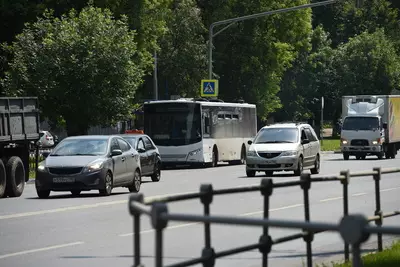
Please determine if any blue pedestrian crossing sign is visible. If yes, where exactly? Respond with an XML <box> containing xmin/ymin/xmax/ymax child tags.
<box><xmin>201</xmin><ymin>79</ymin><xmax>219</xmax><ymax>97</ymax></box>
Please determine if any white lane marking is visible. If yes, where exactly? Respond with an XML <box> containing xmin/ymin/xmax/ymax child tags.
<box><xmin>380</xmin><ymin>186</ymin><xmax>400</xmax><ymax>192</ymax></box>
<box><xmin>352</xmin><ymin>192</ymin><xmax>367</xmax><ymax>197</ymax></box>
<box><xmin>118</xmin><ymin>203</ymin><xmax>304</xmax><ymax>237</ymax></box>
<box><xmin>0</xmin><ymin>241</ymin><xmax>84</xmax><ymax>260</ymax></box>
<box><xmin>320</xmin><ymin>196</ymin><xmax>343</xmax><ymax>202</ymax></box>
<box><xmin>0</xmin><ymin>192</ymin><xmax>198</xmax><ymax>220</ymax></box>
<box><xmin>319</xmin><ymin>186</ymin><xmax>400</xmax><ymax>203</ymax></box>
<box><xmin>240</xmin><ymin>204</ymin><xmax>304</xmax><ymax>217</ymax></box>
<box><xmin>119</xmin><ymin>222</ymin><xmax>199</xmax><ymax>237</ymax></box>
<box><xmin>2</xmin><ymin>185</ymin><xmax>400</xmax><ymax>221</ymax></box>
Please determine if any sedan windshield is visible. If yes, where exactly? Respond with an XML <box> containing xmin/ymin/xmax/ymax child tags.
<box><xmin>254</xmin><ymin>128</ymin><xmax>299</xmax><ymax>144</ymax></box>
<box><xmin>51</xmin><ymin>139</ymin><xmax>108</xmax><ymax>156</ymax></box>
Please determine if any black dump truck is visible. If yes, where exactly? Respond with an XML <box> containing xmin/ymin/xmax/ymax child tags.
<box><xmin>0</xmin><ymin>97</ymin><xmax>40</xmax><ymax>198</ymax></box>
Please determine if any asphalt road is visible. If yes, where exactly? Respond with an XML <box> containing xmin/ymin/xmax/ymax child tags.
<box><xmin>1</xmin><ymin>153</ymin><xmax>400</xmax><ymax>267</ymax></box>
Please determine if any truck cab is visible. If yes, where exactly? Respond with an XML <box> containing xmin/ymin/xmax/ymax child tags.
<box><xmin>340</xmin><ymin>114</ymin><xmax>384</xmax><ymax>160</ymax></box>
<box><xmin>340</xmin><ymin>96</ymin><xmax>388</xmax><ymax>160</ymax></box>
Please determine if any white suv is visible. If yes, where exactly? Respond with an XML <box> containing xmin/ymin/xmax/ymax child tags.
<box><xmin>246</xmin><ymin>122</ymin><xmax>321</xmax><ymax>177</ymax></box>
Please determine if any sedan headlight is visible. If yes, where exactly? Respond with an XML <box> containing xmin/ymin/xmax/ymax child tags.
<box><xmin>85</xmin><ymin>161</ymin><xmax>103</xmax><ymax>172</ymax></box>
<box><xmin>281</xmin><ymin>151</ymin><xmax>297</xmax><ymax>156</ymax></box>
<box><xmin>247</xmin><ymin>150</ymin><xmax>257</xmax><ymax>157</ymax></box>
<box><xmin>37</xmin><ymin>163</ymin><xmax>46</xmax><ymax>171</ymax></box>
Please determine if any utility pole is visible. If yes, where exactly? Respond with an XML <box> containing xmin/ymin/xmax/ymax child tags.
<box><xmin>153</xmin><ymin>49</ymin><xmax>158</xmax><ymax>100</ymax></box>
<box><xmin>207</xmin><ymin>0</ymin><xmax>339</xmax><ymax>79</ymax></box>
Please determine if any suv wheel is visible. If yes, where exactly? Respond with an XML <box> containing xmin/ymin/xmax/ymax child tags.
<box><xmin>294</xmin><ymin>157</ymin><xmax>303</xmax><ymax>176</ymax></box>
<box><xmin>310</xmin><ymin>154</ymin><xmax>320</xmax><ymax>174</ymax></box>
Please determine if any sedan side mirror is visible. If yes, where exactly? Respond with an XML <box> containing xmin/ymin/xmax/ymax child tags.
<box><xmin>111</xmin><ymin>149</ymin><xmax>123</xmax><ymax>156</ymax></box>
<box><xmin>137</xmin><ymin>148</ymin><xmax>146</xmax><ymax>153</ymax></box>
<box><xmin>247</xmin><ymin>140</ymin><xmax>253</xmax><ymax>145</ymax></box>
<box><xmin>42</xmin><ymin>151</ymin><xmax>50</xmax><ymax>158</ymax></box>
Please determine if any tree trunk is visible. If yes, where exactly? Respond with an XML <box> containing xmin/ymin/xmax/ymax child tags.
<box><xmin>66</xmin><ymin>120</ymin><xmax>89</xmax><ymax>136</ymax></box>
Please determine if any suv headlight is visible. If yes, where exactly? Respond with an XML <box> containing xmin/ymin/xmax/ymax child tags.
<box><xmin>281</xmin><ymin>151</ymin><xmax>297</xmax><ymax>156</ymax></box>
<box><xmin>84</xmin><ymin>161</ymin><xmax>103</xmax><ymax>172</ymax></box>
<box><xmin>247</xmin><ymin>150</ymin><xmax>257</xmax><ymax>157</ymax></box>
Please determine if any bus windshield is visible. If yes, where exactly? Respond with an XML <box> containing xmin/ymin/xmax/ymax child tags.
<box><xmin>342</xmin><ymin>116</ymin><xmax>380</xmax><ymax>131</ymax></box>
<box><xmin>144</xmin><ymin>102</ymin><xmax>202</xmax><ymax>146</ymax></box>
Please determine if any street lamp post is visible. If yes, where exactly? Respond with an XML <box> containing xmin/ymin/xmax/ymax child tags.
<box><xmin>207</xmin><ymin>0</ymin><xmax>339</xmax><ymax>79</ymax></box>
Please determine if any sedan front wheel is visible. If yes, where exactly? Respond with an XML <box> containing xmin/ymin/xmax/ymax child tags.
<box><xmin>129</xmin><ymin>169</ymin><xmax>141</xmax><ymax>193</ymax></box>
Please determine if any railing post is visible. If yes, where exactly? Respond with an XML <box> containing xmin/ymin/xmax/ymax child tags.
<box><xmin>259</xmin><ymin>178</ymin><xmax>273</xmax><ymax>267</ymax></box>
<box><xmin>301</xmin><ymin>173</ymin><xmax>314</xmax><ymax>267</ymax></box>
<box><xmin>199</xmin><ymin>184</ymin><xmax>216</xmax><ymax>267</ymax></box>
<box><xmin>129</xmin><ymin>193</ymin><xmax>145</xmax><ymax>267</ymax></box>
<box><xmin>340</xmin><ymin>170</ymin><xmax>350</xmax><ymax>262</ymax></box>
<box><xmin>151</xmin><ymin>202</ymin><xmax>169</xmax><ymax>267</ymax></box>
<box><xmin>338</xmin><ymin>214</ymin><xmax>370</xmax><ymax>267</ymax></box>
<box><xmin>373</xmin><ymin>167</ymin><xmax>383</xmax><ymax>252</ymax></box>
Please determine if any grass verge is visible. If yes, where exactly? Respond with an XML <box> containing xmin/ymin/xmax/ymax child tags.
<box><xmin>320</xmin><ymin>139</ymin><xmax>340</xmax><ymax>151</ymax></box>
<box><xmin>320</xmin><ymin>241</ymin><xmax>400</xmax><ymax>267</ymax></box>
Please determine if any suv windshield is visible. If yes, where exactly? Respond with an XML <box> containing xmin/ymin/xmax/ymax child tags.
<box><xmin>51</xmin><ymin>139</ymin><xmax>108</xmax><ymax>156</ymax></box>
<box><xmin>254</xmin><ymin>128</ymin><xmax>299</xmax><ymax>144</ymax></box>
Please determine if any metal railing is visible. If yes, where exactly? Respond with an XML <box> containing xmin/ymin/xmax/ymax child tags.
<box><xmin>128</xmin><ymin>167</ymin><xmax>400</xmax><ymax>267</ymax></box>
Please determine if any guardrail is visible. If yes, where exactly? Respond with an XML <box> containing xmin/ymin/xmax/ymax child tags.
<box><xmin>128</xmin><ymin>167</ymin><xmax>400</xmax><ymax>267</ymax></box>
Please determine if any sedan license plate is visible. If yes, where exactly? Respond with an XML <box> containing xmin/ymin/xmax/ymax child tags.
<box><xmin>265</xmin><ymin>160</ymin><xmax>276</xmax><ymax>164</ymax></box>
<box><xmin>53</xmin><ymin>177</ymin><xmax>75</xmax><ymax>183</ymax></box>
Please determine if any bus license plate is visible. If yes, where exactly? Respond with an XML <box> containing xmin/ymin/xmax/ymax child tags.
<box><xmin>53</xmin><ymin>177</ymin><xmax>75</xmax><ymax>183</ymax></box>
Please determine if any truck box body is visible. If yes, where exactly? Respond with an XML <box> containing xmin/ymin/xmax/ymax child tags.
<box><xmin>0</xmin><ymin>97</ymin><xmax>40</xmax><ymax>143</ymax></box>
<box><xmin>340</xmin><ymin>95</ymin><xmax>400</xmax><ymax>159</ymax></box>
<box><xmin>0</xmin><ymin>97</ymin><xmax>40</xmax><ymax>198</ymax></box>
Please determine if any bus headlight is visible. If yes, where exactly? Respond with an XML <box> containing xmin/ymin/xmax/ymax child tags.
<box><xmin>189</xmin><ymin>148</ymin><xmax>202</xmax><ymax>156</ymax></box>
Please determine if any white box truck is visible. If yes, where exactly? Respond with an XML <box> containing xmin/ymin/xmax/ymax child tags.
<box><xmin>340</xmin><ymin>95</ymin><xmax>400</xmax><ymax>160</ymax></box>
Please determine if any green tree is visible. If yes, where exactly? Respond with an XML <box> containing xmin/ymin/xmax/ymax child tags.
<box><xmin>157</xmin><ymin>0</ymin><xmax>208</xmax><ymax>98</ymax></box>
<box><xmin>333</xmin><ymin>28</ymin><xmax>400</xmax><ymax>96</ymax></box>
<box><xmin>197</xmin><ymin>0</ymin><xmax>313</xmax><ymax>120</ymax></box>
<box><xmin>276</xmin><ymin>25</ymin><xmax>336</xmax><ymax>122</ymax></box>
<box><xmin>311</xmin><ymin>0</ymin><xmax>399</xmax><ymax>47</ymax></box>
<box><xmin>3</xmin><ymin>6</ymin><xmax>150</xmax><ymax>136</ymax></box>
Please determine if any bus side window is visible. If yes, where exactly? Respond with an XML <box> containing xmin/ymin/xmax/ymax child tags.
<box><xmin>203</xmin><ymin>113</ymin><xmax>210</xmax><ymax>137</ymax></box>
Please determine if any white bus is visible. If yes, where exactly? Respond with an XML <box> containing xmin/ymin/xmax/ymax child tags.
<box><xmin>143</xmin><ymin>98</ymin><xmax>257</xmax><ymax>167</ymax></box>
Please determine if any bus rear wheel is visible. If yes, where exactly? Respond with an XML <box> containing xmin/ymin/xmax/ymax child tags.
<box><xmin>211</xmin><ymin>148</ymin><xmax>218</xmax><ymax>167</ymax></box>
<box><xmin>229</xmin><ymin>145</ymin><xmax>246</xmax><ymax>165</ymax></box>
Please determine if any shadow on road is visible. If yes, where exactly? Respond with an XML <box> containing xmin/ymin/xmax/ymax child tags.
<box><xmin>238</xmin><ymin>173</ymin><xmax>298</xmax><ymax>179</ymax></box>
<box><xmin>25</xmin><ymin>191</ymin><xmax>133</xmax><ymax>200</ymax></box>
<box><xmin>60</xmin><ymin>248</ymin><xmax>376</xmax><ymax>260</ymax></box>
<box><xmin>162</xmin><ymin>163</ymin><xmax>237</xmax><ymax>171</ymax></box>
<box><xmin>325</xmin><ymin>157</ymin><xmax>392</xmax><ymax>162</ymax></box>
<box><xmin>269</xmin><ymin>248</ymin><xmax>375</xmax><ymax>259</ymax></box>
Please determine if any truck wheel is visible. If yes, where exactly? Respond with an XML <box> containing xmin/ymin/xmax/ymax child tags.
<box><xmin>343</xmin><ymin>153</ymin><xmax>349</xmax><ymax>160</ymax></box>
<box><xmin>0</xmin><ymin>160</ymin><xmax>6</xmax><ymax>198</ymax></box>
<box><xmin>5</xmin><ymin>156</ymin><xmax>25</xmax><ymax>198</ymax></box>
